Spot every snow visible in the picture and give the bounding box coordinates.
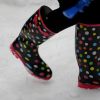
[0,1,100,100]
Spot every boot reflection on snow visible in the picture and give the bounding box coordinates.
[10,6,57,80]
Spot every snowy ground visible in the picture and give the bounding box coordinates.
[0,1,100,100]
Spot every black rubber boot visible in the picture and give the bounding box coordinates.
[10,6,56,80]
[75,23,100,89]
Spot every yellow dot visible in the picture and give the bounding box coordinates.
[97,47,100,50]
[39,22,41,25]
[25,35,27,38]
[90,67,94,71]
[93,33,97,36]
[25,57,30,61]
[80,25,83,28]
[83,59,87,63]
[24,45,26,48]
[84,52,88,54]
[38,17,40,20]
[84,28,87,31]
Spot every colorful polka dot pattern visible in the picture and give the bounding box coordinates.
[11,6,56,80]
[76,24,100,85]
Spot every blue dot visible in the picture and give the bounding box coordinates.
[98,73,100,76]
[79,68,83,72]
[87,55,90,59]
[20,48,23,52]
[18,37,20,41]
[76,49,79,53]
[25,63,32,69]
[93,43,97,46]
[27,54,31,57]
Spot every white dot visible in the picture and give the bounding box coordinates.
[89,75,93,78]
[85,31,89,35]
[98,58,100,61]
[92,51,97,55]
[82,37,85,40]
[34,65,38,68]
[86,71,89,74]
[97,36,100,39]
[92,28,96,31]
[85,43,88,46]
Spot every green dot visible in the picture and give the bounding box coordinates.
[39,22,41,25]
[80,54,83,57]
[41,67,45,70]
[96,69,100,72]
[89,62,93,66]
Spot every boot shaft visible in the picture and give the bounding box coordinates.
[75,23,100,85]
[20,6,55,46]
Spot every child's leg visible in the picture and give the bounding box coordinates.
[75,23,100,89]
[58,0,79,9]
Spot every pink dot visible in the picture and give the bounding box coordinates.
[79,34,81,37]
[97,62,100,66]
[88,37,93,41]
[84,75,88,79]
[39,72,45,76]
[29,23,32,27]
[16,43,19,48]
[89,48,93,51]
[32,35,34,38]
[34,60,39,63]
[79,40,83,44]
[31,43,34,46]
[36,30,39,33]
[33,49,37,52]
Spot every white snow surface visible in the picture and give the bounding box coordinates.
[0,1,100,100]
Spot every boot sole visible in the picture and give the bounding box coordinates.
[78,82,100,89]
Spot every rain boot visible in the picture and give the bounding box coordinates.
[75,23,100,89]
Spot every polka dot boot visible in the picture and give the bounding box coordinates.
[75,23,100,89]
[10,6,56,80]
